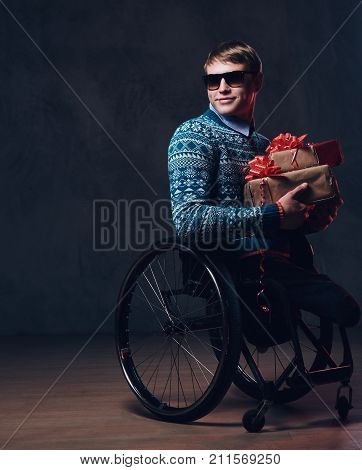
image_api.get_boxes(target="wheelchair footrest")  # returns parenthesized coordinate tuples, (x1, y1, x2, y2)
(288, 365, 353, 388)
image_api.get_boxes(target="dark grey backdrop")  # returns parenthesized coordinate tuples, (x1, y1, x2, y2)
(0, 0, 361, 334)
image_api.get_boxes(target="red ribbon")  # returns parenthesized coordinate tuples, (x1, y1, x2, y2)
(244, 155, 282, 181)
(244, 132, 308, 181)
(265, 132, 308, 155)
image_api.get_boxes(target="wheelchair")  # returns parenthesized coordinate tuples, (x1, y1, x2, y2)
(114, 234, 354, 432)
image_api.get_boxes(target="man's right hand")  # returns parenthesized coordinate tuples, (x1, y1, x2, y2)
(278, 183, 310, 230)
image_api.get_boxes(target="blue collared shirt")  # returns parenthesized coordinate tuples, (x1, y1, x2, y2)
(209, 103, 254, 137)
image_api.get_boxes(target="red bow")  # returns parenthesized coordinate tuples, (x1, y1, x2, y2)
(245, 155, 282, 181)
(244, 132, 309, 181)
(266, 132, 308, 155)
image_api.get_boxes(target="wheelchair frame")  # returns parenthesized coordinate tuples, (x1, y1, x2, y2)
(115, 237, 354, 432)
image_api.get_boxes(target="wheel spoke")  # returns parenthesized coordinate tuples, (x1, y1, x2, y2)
(274, 346, 287, 370)
(170, 337, 188, 408)
(134, 291, 169, 320)
(176, 337, 212, 384)
(137, 280, 167, 328)
(241, 347, 257, 372)
(145, 339, 170, 389)
(299, 341, 318, 354)
(181, 343, 203, 398)
(134, 337, 168, 368)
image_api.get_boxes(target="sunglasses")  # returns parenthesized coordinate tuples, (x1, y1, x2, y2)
(203, 70, 257, 91)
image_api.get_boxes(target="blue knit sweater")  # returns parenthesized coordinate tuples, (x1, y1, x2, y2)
(168, 108, 291, 255)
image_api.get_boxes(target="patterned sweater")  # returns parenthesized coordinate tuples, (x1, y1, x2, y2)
(168, 108, 291, 255)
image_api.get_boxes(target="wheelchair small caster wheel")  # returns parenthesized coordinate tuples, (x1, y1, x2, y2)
(242, 409, 265, 433)
(336, 396, 350, 421)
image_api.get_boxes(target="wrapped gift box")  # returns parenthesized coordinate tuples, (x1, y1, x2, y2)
(243, 164, 337, 206)
(270, 139, 344, 173)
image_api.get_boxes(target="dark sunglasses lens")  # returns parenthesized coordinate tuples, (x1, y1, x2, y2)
(204, 71, 249, 90)
(204, 75, 221, 90)
(225, 71, 245, 87)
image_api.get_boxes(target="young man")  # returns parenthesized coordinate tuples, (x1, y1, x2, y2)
(168, 40, 360, 328)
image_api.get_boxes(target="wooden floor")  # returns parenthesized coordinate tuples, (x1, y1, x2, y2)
(1, 331, 362, 450)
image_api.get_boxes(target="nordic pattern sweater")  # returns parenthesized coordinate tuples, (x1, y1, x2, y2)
(168, 108, 290, 255)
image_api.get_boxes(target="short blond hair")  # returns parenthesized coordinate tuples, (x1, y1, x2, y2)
(203, 40, 262, 73)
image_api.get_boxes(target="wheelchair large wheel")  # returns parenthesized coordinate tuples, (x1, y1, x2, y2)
(115, 240, 242, 423)
(232, 285, 334, 404)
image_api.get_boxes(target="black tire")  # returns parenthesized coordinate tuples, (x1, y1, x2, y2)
(242, 409, 265, 433)
(115, 240, 242, 423)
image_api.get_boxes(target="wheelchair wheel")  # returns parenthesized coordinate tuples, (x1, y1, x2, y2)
(233, 303, 333, 404)
(115, 240, 242, 423)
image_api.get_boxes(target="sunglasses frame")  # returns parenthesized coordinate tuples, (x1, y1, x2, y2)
(203, 70, 258, 90)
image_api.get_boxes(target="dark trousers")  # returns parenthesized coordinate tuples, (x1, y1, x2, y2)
(238, 253, 361, 328)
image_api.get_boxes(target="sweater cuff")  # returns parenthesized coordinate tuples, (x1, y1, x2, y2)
(261, 203, 281, 235)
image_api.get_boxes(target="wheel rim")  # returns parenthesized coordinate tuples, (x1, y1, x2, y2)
(115, 242, 235, 418)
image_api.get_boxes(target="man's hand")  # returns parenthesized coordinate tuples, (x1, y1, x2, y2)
(277, 183, 310, 230)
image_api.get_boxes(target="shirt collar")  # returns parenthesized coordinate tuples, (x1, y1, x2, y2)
(209, 103, 255, 137)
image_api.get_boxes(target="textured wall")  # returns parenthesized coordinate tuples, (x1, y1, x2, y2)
(0, 0, 361, 334)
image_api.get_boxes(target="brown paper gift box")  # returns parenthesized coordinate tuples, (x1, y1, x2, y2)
(243, 164, 337, 206)
(270, 139, 343, 173)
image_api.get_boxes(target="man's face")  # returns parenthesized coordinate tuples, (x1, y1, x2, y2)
(205, 60, 263, 120)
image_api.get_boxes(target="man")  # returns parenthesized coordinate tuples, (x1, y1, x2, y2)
(168, 40, 360, 328)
